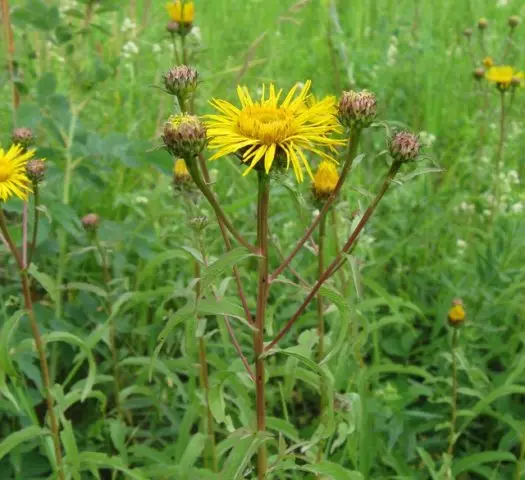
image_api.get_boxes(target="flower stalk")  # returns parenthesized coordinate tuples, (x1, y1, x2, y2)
(448, 328, 459, 456)
(0, 210, 64, 479)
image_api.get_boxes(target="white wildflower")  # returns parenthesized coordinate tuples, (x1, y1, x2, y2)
(121, 17, 136, 33)
(122, 41, 139, 58)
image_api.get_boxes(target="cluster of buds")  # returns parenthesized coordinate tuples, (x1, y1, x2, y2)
(26, 159, 46, 184)
(163, 114, 207, 159)
(338, 90, 377, 130)
(311, 160, 340, 202)
(448, 298, 466, 328)
(82, 213, 100, 232)
(389, 131, 421, 163)
(165, 0, 195, 36)
(11, 127, 34, 151)
(163, 65, 198, 99)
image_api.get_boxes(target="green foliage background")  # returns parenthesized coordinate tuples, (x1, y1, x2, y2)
(1, 0, 524, 478)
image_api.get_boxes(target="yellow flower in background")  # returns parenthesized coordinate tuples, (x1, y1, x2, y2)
(482, 56, 493, 69)
(486, 66, 524, 89)
(165, 1, 195, 24)
(0, 144, 34, 202)
(312, 160, 339, 199)
(206, 81, 343, 182)
(448, 304, 466, 327)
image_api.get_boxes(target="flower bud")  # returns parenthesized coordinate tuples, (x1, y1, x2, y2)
(165, 1, 194, 31)
(389, 131, 421, 163)
(173, 158, 191, 184)
(163, 65, 198, 97)
(511, 75, 523, 87)
(463, 27, 473, 38)
(11, 127, 34, 151)
(82, 213, 100, 231)
(477, 18, 488, 30)
(166, 21, 179, 33)
(473, 68, 485, 80)
(448, 298, 466, 327)
(312, 160, 339, 200)
(338, 90, 377, 130)
(26, 158, 46, 183)
(163, 114, 207, 158)
(190, 216, 208, 231)
(482, 56, 493, 69)
(508, 16, 520, 29)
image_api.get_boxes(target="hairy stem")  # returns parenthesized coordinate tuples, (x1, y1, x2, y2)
(0, 211, 64, 479)
(267, 161, 402, 351)
(448, 328, 458, 456)
(270, 129, 362, 281)
(255, 171, 270, 479)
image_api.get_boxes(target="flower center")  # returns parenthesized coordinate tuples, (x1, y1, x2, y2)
(0, 160, 13, 182)
(237, 106, 294, 144)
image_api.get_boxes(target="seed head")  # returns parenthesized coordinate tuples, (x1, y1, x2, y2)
(473, 68, 485, 80)
(163, 65, 198, 97)
(11, 127, 34, 151)
(463, 27, 473, 38)
(82, 213, 100, 232)
(389, 131, 421, 163)
(26, 158, 46, 183)
(163, 114, 207, 158)
(312, 160, 339, 201)
(338, 90, 377, 130)
(477, 18, 488, 30)
(448, 298, 466, 327)
(508, 16, 520, 29)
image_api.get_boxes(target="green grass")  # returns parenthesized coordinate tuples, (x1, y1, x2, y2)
(1, 0, 525, 478)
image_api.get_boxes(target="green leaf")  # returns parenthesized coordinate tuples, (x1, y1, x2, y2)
(416, 448, 438, 480)
(199, 247, 255, 296)
(135, 249, 187, 287)
(452, 451, 516, 476)
(109, 420, 128, 466)
(221, 432, 271, 480)
(319, 285, 350, 364)
(37, 72, 57, 97)
(179, 433, 207, 471)
(28, 264, 59, 305)
(61, 419, 81, 480)
(302, 461, 365, 480)
(78, 452, 147, 480)
(0, 426, 48, 460)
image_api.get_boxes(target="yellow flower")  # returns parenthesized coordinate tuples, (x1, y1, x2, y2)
(173, 158, 191, 183)
(448, 304, 466, 327)
(206, 81, 343, 182)
(482, 56, 493, 69)
(486, 66, 524, 89)
(312, 160, 339, 199)
(0, 144, 34, 202)
(165, 1, 195, 24)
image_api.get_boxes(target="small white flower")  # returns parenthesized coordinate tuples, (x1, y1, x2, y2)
(190, 26, 202, 43)
(457, 239, 467, 250)
(387, 41, 398, 67)
(312, 209, 320, 220)
(511, 202, 523, 214)
(152, 43, 162, 54)
(419, 131, 436, 147)
(121, 17, 136, 33)
(122, 41, 139, 58)
(134, 196, 149, 205)
(496, 0, 508, 7)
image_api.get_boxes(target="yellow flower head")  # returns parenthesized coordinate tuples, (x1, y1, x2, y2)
(173, 158, 191, 183)
(165, 1, 195, 24)
(0, 144, 34, 202)
(206, 81, 343, 182)
(486, 66, 524, 89)
(312, 160, 339, 199)
(482, 56, 493, 69)
(448, 304, 466, 327)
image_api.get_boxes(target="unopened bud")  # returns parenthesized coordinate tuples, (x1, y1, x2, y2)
(163, 65, 198, 97)
(482, 56, 493, 69)
(166, 21, 179, 33)
(26, 159, 46, 183)
(82, 213, 100, 231)
(165, 1, 194, 30)
(473, 68, 485, 80)
(338, 90, 377, 130)
(190, 216, 208, 231)
(163, 114, 207, 158)
(11, 127, 34, 150)
(389, 131, 421, 163)
(477, 18, 488, 30)
(173, 158, 191, 184)
(448, 298, 466, 327)
(463, 27, 473, 38)
(312, 160, 339, 201)
(508, 16, 520, 29)
(511, 75, 523, 87)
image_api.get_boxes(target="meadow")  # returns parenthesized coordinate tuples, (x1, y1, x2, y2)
(1, 0, 525, 479)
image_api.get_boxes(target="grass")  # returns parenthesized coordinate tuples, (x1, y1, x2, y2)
(1, 0, 525, 479)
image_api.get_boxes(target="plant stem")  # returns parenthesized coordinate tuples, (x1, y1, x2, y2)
(1, 0, 19, 123)
(181, 32, 188, 64)
(27, 184, 40, 266)
(317, 215, 327, 362)
(270, 129, 361, 281)
(186, 157, 257, 254)
(255, 171, 270, 479)
(267, 160, 401, 351)
(514, 432, 525, 480)
(0, 211, 64, 479)
(491, 90, 506, 221)
(448, 328, 458, 456)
